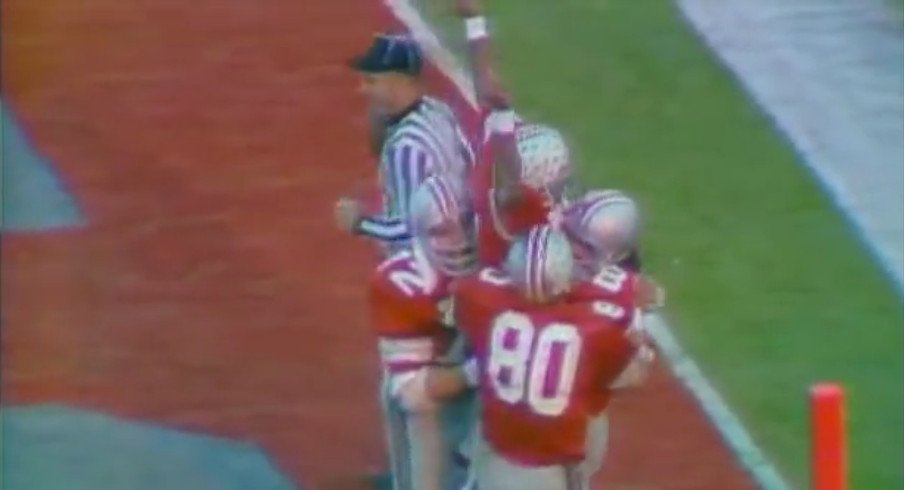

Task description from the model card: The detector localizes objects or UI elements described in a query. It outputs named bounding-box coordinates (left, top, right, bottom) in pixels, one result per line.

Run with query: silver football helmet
left=409, top=174, right=477, bottom=277
left=563, top=189, right=641, bottom=276
left=504, top=224, right=574, bottom=303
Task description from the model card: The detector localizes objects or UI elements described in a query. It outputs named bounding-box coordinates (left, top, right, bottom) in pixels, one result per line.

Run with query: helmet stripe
left=428, top=180, right=447, bottom=217
left=579, top=191, right=632, bottom=230
left=426, top=177, right=455, bottom=220
left=524, top=227, right=537, bottom=301
left=531, top=227, right=547, bottom=302
left=439, top=178, right=459, bottom=217
left=528, top=225, right=551, bottom=302
left=537, top=225, right=551, bottom=301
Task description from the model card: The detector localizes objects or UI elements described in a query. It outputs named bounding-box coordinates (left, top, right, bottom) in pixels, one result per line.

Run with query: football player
left=431, top=225, right=648, bottom=489
left=562, top=188, right=665, bottom=311
left=455, top=0, right=576, bottom=267
left=368, top=174, right=478, bottom=490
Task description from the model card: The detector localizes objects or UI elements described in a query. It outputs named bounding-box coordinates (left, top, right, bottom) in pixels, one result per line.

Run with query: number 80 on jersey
left=487, top=311, right=583, bottom=417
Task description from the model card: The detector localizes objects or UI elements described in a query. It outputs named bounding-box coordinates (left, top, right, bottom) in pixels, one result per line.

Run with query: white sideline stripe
left=645, top=316, right=791, bottom=490
left=382, top=1, right=791, bottom=489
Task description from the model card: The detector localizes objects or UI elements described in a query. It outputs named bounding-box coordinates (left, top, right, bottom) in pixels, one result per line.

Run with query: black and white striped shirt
left=357, top=96, right=474, bottom=249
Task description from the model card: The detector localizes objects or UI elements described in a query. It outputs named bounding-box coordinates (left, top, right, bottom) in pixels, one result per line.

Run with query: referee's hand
left=335, top=197, right=363, bottom=234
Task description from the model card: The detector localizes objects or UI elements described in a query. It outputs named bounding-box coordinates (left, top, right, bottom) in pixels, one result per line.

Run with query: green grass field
left=414, top=1, right=904, bottom=488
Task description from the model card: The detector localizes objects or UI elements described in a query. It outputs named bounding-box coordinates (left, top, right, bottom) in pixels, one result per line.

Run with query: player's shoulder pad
left=451, top=268, right=504, bottom=301
left=450, top=271, right=479, bottom=298
left=588, top=300, right=635, bottom=327
left=584, top=266, right=636, bottom=299
left=477, top=266, right=512, bottom=287
left=370, top=252, right=411, bottom=296
left=372, top=250, right=439, bottom=300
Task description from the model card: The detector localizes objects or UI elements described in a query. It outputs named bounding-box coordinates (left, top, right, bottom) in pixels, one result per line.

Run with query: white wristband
left=465, top=16, right=488, bottom=40
left=486, top=109, right=516, bottom=135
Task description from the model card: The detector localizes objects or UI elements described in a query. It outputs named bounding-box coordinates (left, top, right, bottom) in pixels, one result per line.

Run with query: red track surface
left=2, top=1, right=755, bottom=488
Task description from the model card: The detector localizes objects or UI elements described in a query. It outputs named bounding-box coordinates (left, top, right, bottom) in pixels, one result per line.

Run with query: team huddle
left=336, top=1, right=662, bottom=489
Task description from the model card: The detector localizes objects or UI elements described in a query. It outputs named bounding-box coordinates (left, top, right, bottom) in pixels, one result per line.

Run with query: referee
left=335, top=34, right=473, bottom=253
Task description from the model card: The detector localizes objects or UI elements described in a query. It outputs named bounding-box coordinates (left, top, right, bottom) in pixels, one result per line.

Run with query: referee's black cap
left=350, top=33, right=423, bottom=77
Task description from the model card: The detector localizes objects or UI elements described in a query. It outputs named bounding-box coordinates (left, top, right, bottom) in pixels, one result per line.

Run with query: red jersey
left=471, top=113, right=551, bottom=267
left=567, top=265, right=641, bottom=413
left=569, top=265, right=640, bottom=319
left=369, top=250, right=456, bottom=375
left=454, top=268, right=637, bottom=466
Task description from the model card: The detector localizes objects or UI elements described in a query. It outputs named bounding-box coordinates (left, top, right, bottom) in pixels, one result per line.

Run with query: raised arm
left=455, top=0, right=502, bottom=108
left=455, top=0, right=524, bottom=211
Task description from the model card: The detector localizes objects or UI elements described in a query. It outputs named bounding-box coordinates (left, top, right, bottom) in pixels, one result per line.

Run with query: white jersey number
left=388, top=269, right=429, bottom=297
left=479, top=267, right=512, bottom=287
left=379, top=250, right=432, bottom=296
left=592, top=265, right=629, bottom=293
left=487, top=311, right=582, bottom=417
